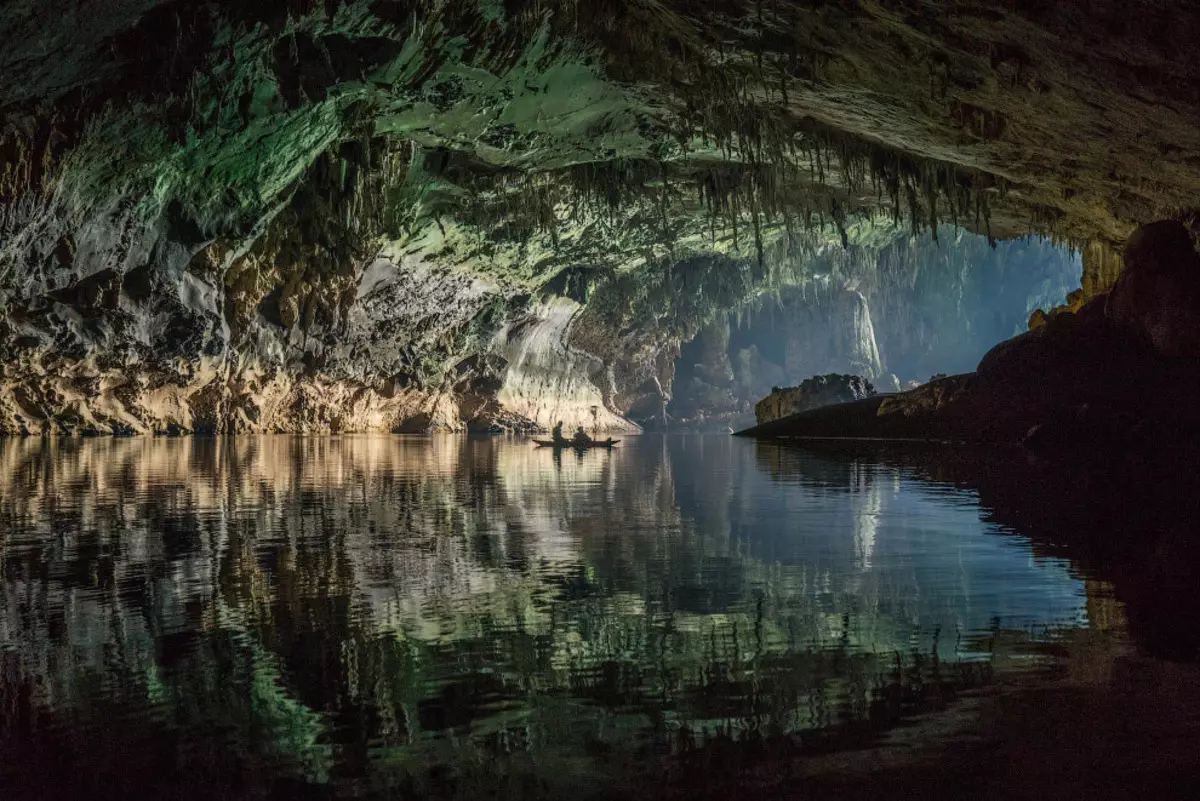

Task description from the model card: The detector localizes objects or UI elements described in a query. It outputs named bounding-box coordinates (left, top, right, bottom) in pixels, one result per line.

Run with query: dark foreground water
left=2, top=435, right=1199, bottom=800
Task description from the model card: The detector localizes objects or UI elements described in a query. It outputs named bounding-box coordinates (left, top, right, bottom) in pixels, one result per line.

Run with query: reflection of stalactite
left=0, top=435, right=1098, bottom=790
left=850, top=462, right=884, bottom=573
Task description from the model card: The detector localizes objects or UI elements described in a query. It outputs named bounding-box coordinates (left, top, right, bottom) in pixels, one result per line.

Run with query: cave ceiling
left=5, top=0, right=1198, bottom=250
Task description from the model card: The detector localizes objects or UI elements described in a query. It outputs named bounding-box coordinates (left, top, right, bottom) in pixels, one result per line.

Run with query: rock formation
left=744, top=220, right=1200, bottom=450
left=1, top=1, right=1198, bottom=434
left=668, top=230, right=1079, bottom=428
left=1105, top=221, right=1200, bottom=359
left=782, top=289, right=884, bottom=384
left=755, top=374, right=877, bottom=426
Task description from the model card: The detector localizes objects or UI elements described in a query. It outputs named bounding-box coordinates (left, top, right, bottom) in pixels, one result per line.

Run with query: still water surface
left=0, top=435, right=1172, bottom=799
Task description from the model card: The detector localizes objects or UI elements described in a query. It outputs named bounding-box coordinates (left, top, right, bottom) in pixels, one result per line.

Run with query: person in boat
left=552, top=421, right=567, bottom=444
left=573, top=425, right=593, bottom=446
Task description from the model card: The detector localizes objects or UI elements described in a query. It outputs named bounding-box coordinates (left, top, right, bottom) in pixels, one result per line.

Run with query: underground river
left=3, top=434, right=1198, bottom=800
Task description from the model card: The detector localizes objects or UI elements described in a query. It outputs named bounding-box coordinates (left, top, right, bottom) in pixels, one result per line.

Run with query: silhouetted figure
left=573, top=425, right=592, bottom=446
left=552, top=421, right=566, bottom=444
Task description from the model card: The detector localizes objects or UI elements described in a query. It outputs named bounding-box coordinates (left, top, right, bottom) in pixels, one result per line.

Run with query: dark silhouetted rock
left=876, top=374, right=975, bottom=419
left=1105, top=220, right=1200, bottom=359
left=977, top=296, right=1128, bottom=389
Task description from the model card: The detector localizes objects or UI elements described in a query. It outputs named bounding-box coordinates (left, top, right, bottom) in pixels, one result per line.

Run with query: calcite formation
left=1, top=0, right=1197, bottom=434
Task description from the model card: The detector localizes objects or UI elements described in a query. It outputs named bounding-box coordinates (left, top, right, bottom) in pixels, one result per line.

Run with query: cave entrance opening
left=656, top=231, right=1083, bottom=432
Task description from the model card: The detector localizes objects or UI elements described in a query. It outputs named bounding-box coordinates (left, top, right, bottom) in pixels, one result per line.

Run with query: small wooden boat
left=534, top=438, right=620, bottom=449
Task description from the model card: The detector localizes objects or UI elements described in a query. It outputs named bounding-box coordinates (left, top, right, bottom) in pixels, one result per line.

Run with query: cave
left=3, top=1, right=1200, bottom=799
left=662, top=229, right=1081, bottom=430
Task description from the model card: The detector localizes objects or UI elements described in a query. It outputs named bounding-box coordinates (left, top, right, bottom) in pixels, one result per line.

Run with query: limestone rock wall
left=668, top=229, right=1081, bottom=427
left=493, top=298, right=639, bottom=434
left=784, top=289, right=884, bottom=385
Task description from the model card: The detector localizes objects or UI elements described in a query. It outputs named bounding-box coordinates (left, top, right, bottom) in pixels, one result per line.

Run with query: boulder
left=876, top=373, right=975, bottom=419
left=754, top=374, right=876, bottom=425
left=1105, top=220, right=1200, bottom=359
left=977, top=296, right=1131, bottom=389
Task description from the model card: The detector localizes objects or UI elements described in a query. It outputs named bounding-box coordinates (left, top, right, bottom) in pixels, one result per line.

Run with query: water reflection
left=0, top=436, right=1134, bottom=799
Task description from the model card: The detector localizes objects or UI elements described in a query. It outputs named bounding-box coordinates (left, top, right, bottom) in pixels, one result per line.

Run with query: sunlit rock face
left=0, top=1, right=1195, bottom=433
left=774, top=287, right=885, bottom=386
left=493, top=297, right=637, bottom=432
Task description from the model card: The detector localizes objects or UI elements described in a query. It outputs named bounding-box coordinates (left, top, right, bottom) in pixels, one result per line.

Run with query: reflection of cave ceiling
left=1, top=1, right=1196, bottom=434
left=0, top=435, right=1090, bottom=744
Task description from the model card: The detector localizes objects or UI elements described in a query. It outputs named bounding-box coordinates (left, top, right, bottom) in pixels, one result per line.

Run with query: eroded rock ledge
left=755, top=374, right=876, bottom=427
